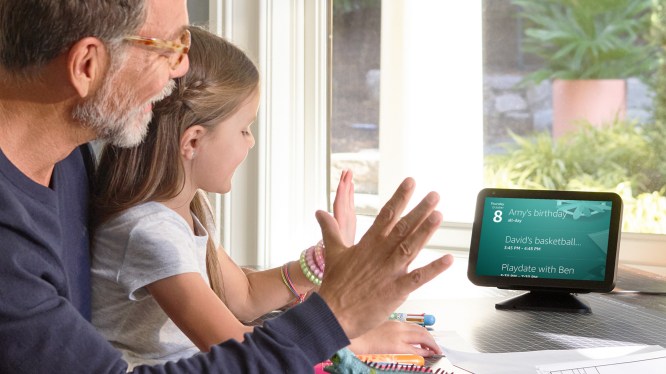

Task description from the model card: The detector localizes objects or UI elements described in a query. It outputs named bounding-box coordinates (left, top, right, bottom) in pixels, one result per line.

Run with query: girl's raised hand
left=333, top=169, right=356, bottom=246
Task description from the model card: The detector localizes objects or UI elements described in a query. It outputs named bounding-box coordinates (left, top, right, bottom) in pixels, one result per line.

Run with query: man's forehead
left=140, top=0, right=189, bottom=39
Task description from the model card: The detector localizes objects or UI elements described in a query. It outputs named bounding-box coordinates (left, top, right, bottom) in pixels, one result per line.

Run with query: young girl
left=90, top=26, right=440, bottom=369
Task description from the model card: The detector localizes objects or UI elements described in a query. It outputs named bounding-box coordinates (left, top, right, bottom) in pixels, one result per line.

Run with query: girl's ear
left=181, top=125, right=207, bottom=160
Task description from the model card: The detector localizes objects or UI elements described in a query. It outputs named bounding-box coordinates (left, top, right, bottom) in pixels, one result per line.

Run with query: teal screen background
left=476, top=197, right=612, bottom=281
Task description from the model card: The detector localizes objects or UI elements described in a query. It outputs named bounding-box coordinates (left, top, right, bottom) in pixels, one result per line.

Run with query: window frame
left=208, top=0, right=330, bottom=267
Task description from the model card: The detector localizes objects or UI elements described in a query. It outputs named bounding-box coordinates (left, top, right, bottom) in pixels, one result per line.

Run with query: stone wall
left=483, top=75, right=655, bottom=154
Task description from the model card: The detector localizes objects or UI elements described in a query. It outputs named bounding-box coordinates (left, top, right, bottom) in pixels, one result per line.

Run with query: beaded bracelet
left=306, top=248, right=323, bottom=279
left=299, top=248, right=322, bottom=286
left=280, top=262, right=305, bottom=303
left=314, top=243, right=325, bottom=271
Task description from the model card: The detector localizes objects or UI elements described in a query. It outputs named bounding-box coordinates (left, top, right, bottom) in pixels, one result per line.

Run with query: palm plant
left=512, top=0, right=656, bottom=84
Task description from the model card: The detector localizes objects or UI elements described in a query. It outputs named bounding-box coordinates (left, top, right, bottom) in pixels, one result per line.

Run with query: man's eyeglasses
left=123, top=29, right=191, bottom=70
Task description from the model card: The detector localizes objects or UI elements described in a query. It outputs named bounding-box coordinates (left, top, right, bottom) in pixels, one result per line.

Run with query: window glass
left=188, top=0, right=209, bottom=25
left=330, top=0, right=382, bottom=216
left=329, top=0, right=666, bottom=234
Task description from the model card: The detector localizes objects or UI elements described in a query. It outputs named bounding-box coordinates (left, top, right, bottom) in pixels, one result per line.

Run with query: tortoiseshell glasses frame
left=123, top=28, right=191, bottom=69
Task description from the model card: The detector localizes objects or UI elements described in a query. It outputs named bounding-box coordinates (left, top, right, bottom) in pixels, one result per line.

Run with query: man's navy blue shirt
left=0, top=145, right=348, bottom=373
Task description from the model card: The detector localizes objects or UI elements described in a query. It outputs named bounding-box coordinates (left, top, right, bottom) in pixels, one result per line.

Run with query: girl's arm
left=220, top=170, right=357, bottom=321
left=148, top=171, right=441, bottom=357
left=214, top=248, right=313, bottom=322
left=146, top=273, right=253, bottom=352
left=146, top=170, right=357, bottom=351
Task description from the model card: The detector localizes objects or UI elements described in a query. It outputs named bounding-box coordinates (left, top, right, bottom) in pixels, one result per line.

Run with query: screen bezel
left=467, top=188, right=623, bottom=293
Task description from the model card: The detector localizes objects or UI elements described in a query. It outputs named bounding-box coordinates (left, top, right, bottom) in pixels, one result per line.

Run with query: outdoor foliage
left=485, top=120, right=666, bottom=233
left=616, top=183, right=666, bottom=233
left=333, top=0, right=379, bottom=16
left=512, top=0, right=657, bottom=84
left=643, top=0, right=666, bottom=189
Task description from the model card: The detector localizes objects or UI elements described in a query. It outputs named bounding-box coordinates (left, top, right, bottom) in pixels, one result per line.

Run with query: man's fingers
left=362, top=178, right=415, bottom=240
left=397, top=253, right=454, bottom=295
left=383, top=191, right=440, bottom=262
left=400, top=192, right=440, bottom=236
left=395, top=209, right=443, bottom=270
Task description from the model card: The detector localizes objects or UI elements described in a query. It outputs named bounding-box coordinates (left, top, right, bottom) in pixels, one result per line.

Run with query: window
left=329, top=0, right=666, bottom=263
left=204, top=0, right=332, bottom=267
left=204, top=0, right=665, bottom=268
left=330, top=0, right=483, bottom=225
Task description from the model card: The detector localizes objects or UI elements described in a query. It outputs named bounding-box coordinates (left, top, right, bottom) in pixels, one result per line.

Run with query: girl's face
left=191, top=90, right=260, bottom=194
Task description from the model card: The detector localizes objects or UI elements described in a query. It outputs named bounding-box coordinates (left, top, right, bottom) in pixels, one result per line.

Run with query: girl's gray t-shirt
left=91, top=201, right=210, bottom=370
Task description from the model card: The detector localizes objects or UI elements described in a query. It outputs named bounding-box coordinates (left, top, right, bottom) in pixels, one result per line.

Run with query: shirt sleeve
left=0, top=233, right=349, bottom=374
left=131, top=293, right=351, bottom=373
left=119, top=213, right=202, bottom=300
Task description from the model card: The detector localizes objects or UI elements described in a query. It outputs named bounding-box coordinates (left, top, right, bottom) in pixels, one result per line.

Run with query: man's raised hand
left=317, top=177, right=454, bottom=339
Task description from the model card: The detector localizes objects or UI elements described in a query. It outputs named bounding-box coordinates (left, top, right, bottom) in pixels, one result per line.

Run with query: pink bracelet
left=306, top=247, right=323, bottom=279
left=314, top=244, right=325, bottom=272
left=299, top=248, right=322, bottom=286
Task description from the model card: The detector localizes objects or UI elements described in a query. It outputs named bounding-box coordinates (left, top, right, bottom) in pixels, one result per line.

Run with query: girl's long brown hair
left=93, top=26, right=260, bottom=301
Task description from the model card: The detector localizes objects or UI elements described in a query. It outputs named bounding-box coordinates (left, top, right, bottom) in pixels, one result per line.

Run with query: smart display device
left=468, top=188, right=623, bottom=313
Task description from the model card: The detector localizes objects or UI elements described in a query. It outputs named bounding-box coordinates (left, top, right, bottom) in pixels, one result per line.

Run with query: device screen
left=468, top=189, right=622, bottom=294
left=476, top=196, right=613, bottom=281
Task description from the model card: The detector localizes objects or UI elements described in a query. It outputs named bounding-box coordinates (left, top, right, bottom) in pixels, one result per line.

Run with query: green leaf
left=512, top=0, right=656, bottom=81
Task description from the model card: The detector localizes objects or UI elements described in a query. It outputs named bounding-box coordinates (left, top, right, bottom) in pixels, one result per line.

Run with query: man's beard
left=72, top=70, right=175, bottom=148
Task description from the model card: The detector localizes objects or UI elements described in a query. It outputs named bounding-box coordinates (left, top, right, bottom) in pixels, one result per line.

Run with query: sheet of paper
left=431, top=330, right=479, bottom=353
left=536, top=349, right=666, bottom=374
left=433, top=331, right=664, bottom=374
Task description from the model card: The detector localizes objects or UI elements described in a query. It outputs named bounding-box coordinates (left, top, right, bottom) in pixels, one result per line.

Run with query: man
left=0, top=1, right=453, bottom=372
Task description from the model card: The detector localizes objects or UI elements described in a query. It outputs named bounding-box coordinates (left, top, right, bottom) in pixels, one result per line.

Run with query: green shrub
left=616, top=183, right=666, bottom=233
left=511, top=0, right=656, bottom=84
left=485, top=131, right=576, bottom=190
left=486, top=119, right=660, bottom=192
left=485, top=119, right=666, bottom=233
left=643, top=0, right=666, bottom=188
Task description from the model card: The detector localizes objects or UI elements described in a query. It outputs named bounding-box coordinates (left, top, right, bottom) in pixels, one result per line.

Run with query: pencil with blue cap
left=389, top=312, right=436, bottom=327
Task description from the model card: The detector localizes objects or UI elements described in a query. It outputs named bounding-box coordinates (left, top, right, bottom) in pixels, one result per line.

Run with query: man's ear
left=181, top=125, right=207, bottom=160
left=67, top=37, right=108, bottom=98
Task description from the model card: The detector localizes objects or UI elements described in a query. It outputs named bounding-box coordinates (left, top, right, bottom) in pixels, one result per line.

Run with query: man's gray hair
left=0, top=0, right=146, bottom=75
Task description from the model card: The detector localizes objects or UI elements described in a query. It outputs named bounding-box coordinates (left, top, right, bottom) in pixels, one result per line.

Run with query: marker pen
left=356, top=353, right=426, bottom=366
left=389, top=312, right=436, bottom=327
